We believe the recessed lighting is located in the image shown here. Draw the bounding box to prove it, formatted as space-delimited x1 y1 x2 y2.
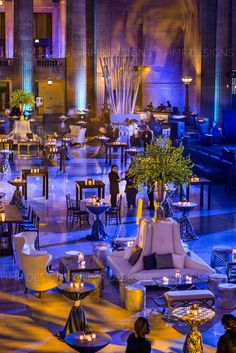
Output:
34 39 39 44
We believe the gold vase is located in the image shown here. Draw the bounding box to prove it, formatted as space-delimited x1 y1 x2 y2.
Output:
152 181 165 222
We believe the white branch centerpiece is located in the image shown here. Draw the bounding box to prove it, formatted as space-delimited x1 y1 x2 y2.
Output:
100 52 142 114
128 137 194 221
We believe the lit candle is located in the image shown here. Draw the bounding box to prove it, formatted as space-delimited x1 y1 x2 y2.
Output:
78 252 84 263
91 333 96 339
81 260 86 267
79 335 84 341
87 337 92 342
69 282 73 288
80 282 84 287
162 276 169 284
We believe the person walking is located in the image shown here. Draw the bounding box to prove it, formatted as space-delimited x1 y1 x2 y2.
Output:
126 316 151 353
216 314 236 353
108 165 120 207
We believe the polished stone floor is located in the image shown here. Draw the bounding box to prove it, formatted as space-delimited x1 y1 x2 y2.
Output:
0 144 236 352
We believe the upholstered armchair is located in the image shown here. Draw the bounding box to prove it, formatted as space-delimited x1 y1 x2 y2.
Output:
13 232 47 277
21 252 63 297
68 126 86 145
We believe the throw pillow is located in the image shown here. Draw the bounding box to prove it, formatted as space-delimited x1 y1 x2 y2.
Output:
128 246 142 266
143 253 156 270
155 253 173 269
123 246 133 260
172 253 185 269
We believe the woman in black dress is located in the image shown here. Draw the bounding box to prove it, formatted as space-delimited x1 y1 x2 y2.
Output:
126 317 151 353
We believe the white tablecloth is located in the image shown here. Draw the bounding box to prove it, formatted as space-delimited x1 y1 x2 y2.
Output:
80 199 109 224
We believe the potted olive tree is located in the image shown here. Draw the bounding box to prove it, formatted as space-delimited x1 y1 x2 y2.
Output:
128 137 193 221
9 89 35 120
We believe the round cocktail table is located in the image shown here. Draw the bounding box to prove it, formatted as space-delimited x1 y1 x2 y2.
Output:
58 282 95 339
86 204 110 241
65 331 111 353
172 202 198 241
172 305 215 353
0 149 13 175
8 177 26 211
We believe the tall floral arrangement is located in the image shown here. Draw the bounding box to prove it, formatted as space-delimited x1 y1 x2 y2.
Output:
9 89 35 117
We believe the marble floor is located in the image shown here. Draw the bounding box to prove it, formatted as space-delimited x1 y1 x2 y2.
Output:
0 143 236 352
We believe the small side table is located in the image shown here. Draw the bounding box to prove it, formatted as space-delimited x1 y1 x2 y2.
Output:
65 331 111 353
8 178 27 211
172 202 198 241
172 306 215 353
105 142 127 165
58 282 95 339
86 204 110 241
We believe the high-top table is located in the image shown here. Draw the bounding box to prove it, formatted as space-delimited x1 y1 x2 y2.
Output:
65 331 111 353
8 177 26 211
105 141 127 165
75 180 105 203
180 177 212 210
58 282 95 339
0 205 23 256
172 201 198 241
21 169 49 200
86 203 110 241
172 306 215 353
0 150 13 175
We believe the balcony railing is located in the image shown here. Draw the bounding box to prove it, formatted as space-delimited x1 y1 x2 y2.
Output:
35 58 64 67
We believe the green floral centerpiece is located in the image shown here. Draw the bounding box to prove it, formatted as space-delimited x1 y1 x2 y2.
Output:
9 89 35 119
128 137 193 221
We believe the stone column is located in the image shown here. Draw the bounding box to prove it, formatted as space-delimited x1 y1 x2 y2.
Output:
200 0 217 120
14 0 33 91
59 0 66 58
214 0 232 124
5 0 14 58
52 0 60 58
66 0 86 111
94 0 111 115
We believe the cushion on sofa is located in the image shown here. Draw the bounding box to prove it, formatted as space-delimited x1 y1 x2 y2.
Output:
129 246 142 266
155 253 173 269
143 253 156 270
172 253 185 269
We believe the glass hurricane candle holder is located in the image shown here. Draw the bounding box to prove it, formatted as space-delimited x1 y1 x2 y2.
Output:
78 252 84 264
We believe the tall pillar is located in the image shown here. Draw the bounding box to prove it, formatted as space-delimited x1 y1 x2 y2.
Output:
214 0 232 124
14 0 33 92
59 0 66 58
66 0 86 111
95 0 111 115
5 0 14 58
52 0 60 58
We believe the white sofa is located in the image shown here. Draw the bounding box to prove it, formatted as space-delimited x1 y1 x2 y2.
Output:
107 219 214 284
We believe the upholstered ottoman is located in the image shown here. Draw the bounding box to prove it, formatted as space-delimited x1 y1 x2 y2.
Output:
208 273 227 296
82 274 102 299
163 289 215 317
124 284 146 311
217 283 236 309
93 243 110 267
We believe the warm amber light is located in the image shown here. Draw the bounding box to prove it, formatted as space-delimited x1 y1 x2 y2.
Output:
182 76 192 84
47 78 53 85
0 1 3 6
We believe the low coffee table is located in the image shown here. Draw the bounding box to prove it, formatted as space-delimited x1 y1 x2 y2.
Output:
59 255 105 282
65 331 111 353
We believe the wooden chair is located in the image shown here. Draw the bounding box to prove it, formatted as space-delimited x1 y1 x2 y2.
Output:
105 194 122 225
